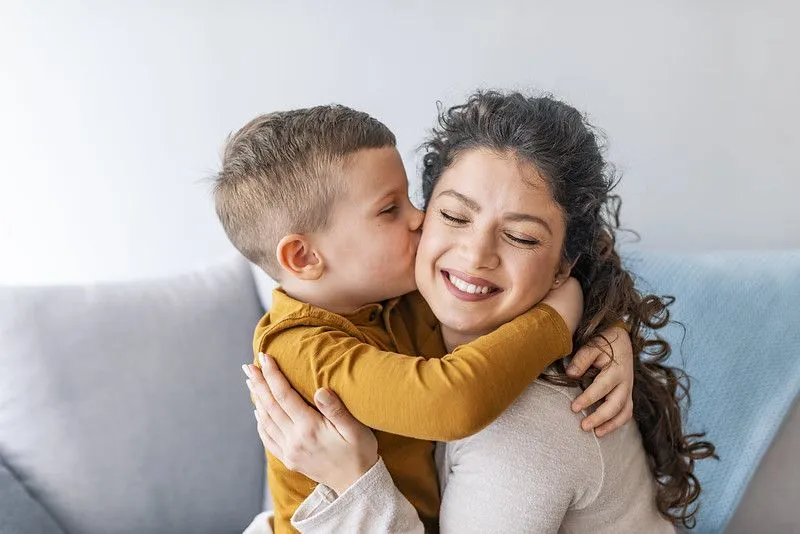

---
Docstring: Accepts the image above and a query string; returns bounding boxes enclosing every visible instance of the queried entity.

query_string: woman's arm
[292,458,424,534]
[246,361,424,532]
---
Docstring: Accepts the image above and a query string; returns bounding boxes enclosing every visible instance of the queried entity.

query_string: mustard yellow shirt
[253,289,571,534]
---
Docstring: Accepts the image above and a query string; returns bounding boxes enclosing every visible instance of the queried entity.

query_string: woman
[249,91,715,532]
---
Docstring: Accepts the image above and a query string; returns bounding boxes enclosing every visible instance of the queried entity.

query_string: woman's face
[415,148,568,341]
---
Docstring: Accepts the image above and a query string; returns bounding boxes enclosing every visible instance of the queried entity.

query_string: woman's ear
[276,234,325,281]
[551,256,577,290]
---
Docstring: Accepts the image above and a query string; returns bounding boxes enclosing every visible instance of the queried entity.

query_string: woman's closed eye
[439,209,469,225]
[504,232,540,247]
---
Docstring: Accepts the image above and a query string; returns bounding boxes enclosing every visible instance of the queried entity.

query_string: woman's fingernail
[566,365,577,376]
[253,409,259,422]
[242,364,253,378]
[246,379,253,390]
[315,388,333,406]
[258,353,266,367]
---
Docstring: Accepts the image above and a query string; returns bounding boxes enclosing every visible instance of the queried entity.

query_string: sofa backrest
[0,258,265,534]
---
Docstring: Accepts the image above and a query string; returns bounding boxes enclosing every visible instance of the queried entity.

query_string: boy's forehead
[343,146,403,170]
[340,147,408,196]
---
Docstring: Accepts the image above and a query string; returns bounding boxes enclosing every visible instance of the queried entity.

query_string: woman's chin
[436,313,495,339]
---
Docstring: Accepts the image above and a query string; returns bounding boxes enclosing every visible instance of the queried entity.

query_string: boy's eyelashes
[378,204,398,216]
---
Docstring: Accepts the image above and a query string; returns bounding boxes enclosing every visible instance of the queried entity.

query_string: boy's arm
[263,301,571,441]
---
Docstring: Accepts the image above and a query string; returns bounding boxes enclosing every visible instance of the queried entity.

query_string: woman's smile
[440,269,502,301]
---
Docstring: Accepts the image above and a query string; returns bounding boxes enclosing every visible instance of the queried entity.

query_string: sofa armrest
[0,460,64,534]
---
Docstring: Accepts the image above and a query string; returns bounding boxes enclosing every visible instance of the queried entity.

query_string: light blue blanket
[626,250,800,533]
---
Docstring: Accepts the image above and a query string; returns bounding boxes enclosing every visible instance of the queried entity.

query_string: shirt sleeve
[291,458,424,534]
[263,303,572,440]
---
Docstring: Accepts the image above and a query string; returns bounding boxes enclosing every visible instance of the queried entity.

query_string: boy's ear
[276,234,325,281]
[551,256,578,290]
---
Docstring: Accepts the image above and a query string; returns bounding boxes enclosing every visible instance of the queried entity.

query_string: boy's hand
[541,277,583,334]
[244,354,378,495]
[566,326,634,437]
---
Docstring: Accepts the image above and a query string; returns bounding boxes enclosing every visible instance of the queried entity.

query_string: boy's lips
[440,269,502,302]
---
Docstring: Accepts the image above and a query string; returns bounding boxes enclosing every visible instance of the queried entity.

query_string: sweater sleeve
[291,458,424,534]
[261,303,572,441]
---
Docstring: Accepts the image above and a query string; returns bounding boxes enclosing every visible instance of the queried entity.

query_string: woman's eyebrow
[436,189,480,211]
[505,212,552,235]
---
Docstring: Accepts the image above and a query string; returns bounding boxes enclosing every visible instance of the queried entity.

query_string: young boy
[213,105,620,533]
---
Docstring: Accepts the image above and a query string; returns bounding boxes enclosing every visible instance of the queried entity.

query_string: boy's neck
[281,284,368,316]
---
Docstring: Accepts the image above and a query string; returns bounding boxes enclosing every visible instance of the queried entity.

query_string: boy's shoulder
[253,288,368,354]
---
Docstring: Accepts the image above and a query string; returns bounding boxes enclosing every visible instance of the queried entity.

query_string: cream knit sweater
[289,379,675,534]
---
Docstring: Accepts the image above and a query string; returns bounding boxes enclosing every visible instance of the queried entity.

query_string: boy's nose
[409,206,425,231]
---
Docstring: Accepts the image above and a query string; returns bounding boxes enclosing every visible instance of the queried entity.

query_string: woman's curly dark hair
[420,90,716,529]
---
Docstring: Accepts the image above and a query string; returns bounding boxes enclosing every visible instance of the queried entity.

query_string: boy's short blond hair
[213,105,396,279]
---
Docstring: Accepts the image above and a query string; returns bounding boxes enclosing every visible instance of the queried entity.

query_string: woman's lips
[440,269,501,302]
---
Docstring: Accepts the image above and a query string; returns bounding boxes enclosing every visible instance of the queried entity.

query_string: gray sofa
[1,253,798,533]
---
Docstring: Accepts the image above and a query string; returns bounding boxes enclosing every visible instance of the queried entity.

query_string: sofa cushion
[627,250,800,533]
[0,258,265,534]
[0,460,64,534]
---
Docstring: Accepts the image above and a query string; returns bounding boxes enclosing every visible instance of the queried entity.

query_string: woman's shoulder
[501,378,584,419]
[449,380,600,463]
[443,380,605,507]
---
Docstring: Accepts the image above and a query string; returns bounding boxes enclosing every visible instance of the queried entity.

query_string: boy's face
[318,147,424,309]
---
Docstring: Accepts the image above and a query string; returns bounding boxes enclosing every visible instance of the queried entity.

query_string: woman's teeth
[448,272,492,295]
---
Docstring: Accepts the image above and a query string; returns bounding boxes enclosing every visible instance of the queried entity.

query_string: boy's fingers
[579,385,628,431]
[260,354,314,424]
[314,388,363,442]
[567,344,609,377]
[571,371,615,412]
[593,401,634,437]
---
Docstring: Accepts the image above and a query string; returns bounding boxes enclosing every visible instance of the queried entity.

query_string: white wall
[2,0,798,284]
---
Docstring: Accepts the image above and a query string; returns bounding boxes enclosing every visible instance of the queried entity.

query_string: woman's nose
[458,232,500,270]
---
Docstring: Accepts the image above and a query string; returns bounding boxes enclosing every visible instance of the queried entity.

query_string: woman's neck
[441,325,481,352]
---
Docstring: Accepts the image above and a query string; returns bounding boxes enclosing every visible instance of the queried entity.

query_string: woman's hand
[244,354,379,495]
[566,326,634,437]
